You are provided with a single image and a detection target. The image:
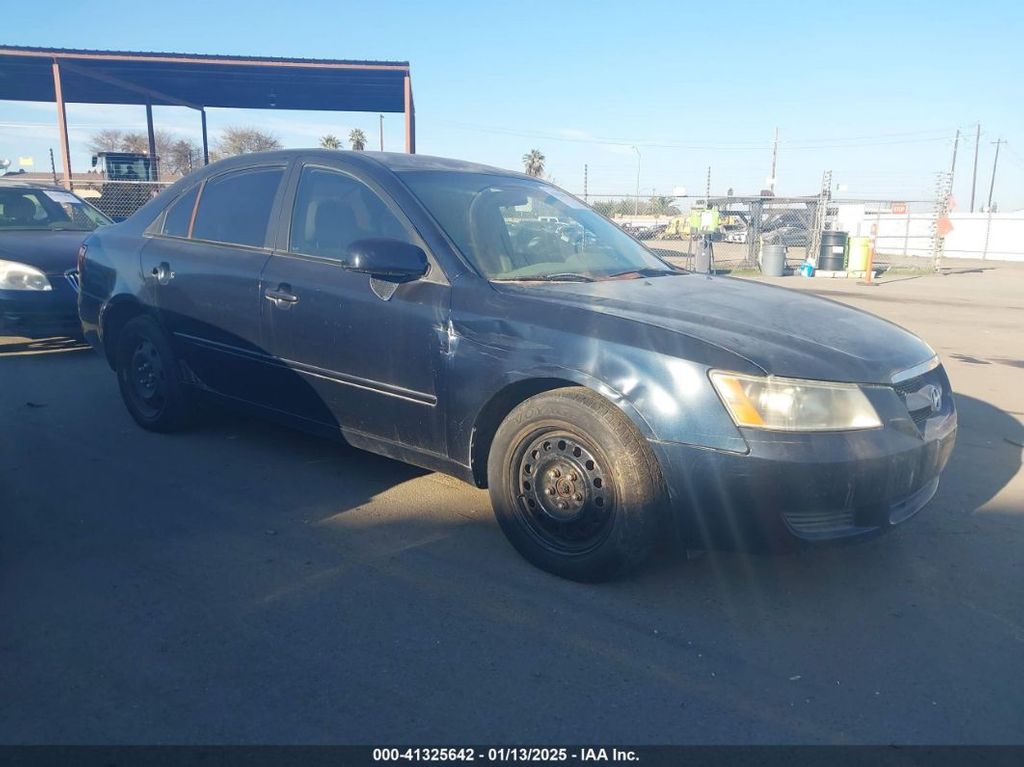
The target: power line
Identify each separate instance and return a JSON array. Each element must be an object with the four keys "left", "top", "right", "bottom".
[{"left": 428, "top": 119, "right": 957, "bottom": 151}]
